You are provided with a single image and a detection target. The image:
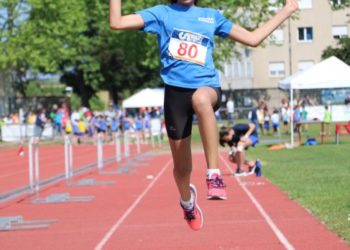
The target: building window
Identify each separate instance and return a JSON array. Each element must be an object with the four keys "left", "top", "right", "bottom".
[
  {"left": 332, "top": 26, "right": 348, "bottom": 39},
  {"left": 233, "top": 62, "right": 240, "bottom": 78},
  {"left": 224, "top": 63, "right": 231, "bottom": 78},
  {"left": 269, "top": 62, "right": 285, "bottom": 78},
  {"left": 269, "top": 29, "right": 284, "bottom": 44},
  {"left": 244, "top": 48, "right": 251, "bottom": 58},
  {"left": 246, "top": 62, "right": 253, "bottom": 77},
  {"left": 298, "top": 0, "right": 312, "bottom": 9},
  {"left": 298, "top": 27, "right": 313, "bottom": 42},
  {"left": 330, "top": 0, "right": 346, "bottom": 7},
  {"left": 298, "top": 61, "right": 314, "bottom": 71}
]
